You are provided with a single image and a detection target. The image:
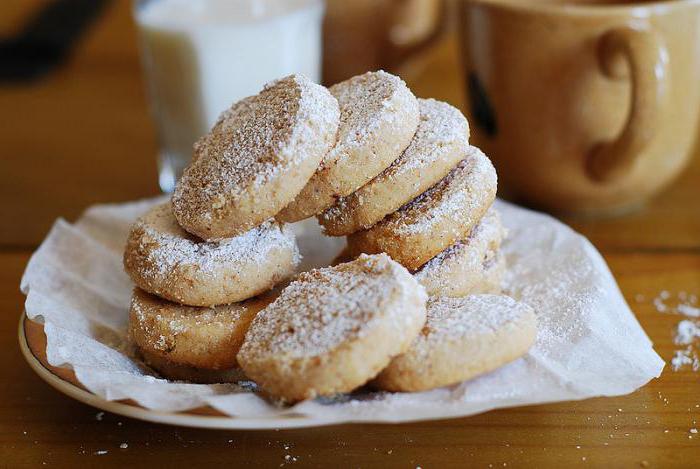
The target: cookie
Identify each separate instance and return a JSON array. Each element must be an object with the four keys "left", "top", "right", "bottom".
[
  {"left": 277, "top": 71, "right": 420, "bottom": 222},
  {"left": 138, "top": 349, "right": 246, "bottom": 384},
  {"left": 319, "top": 98, "right": 469, "bottom": 236},
  {"left": 346, "top": 146, "right": 497, "bottom": 271},
  {"left": 415, "top": 208, "right": 506, "bottom": 297},
  {"left": 237, "top": 253, "right": 427, "bottom": 403},
  {"left": 374, "top": 295, "right": 537, "bottom": 392},
  {"left": 124, "top": 203, "right": 299, "bottom": 307},
  {"left": 129, "top": 288, "right": 273, "bottom": 383},
  {"left": 172, "top": 74, "right": 339, "bottom": 240}
]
